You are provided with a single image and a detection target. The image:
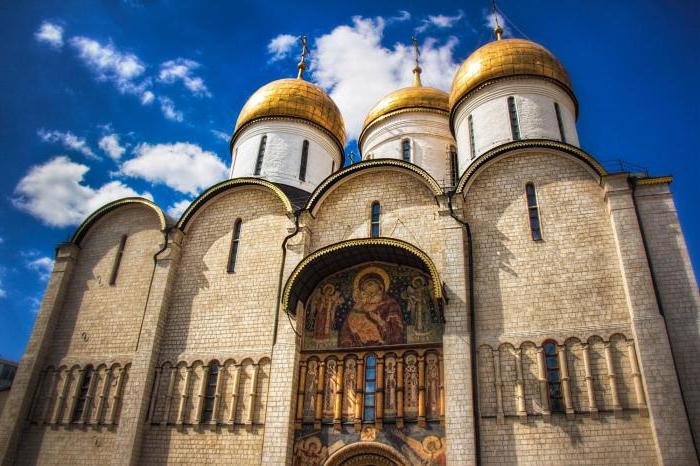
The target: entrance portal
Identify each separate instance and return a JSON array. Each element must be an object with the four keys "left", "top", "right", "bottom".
[{"left": 324, "top": 443, "right": 409, "bottom": 466}]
